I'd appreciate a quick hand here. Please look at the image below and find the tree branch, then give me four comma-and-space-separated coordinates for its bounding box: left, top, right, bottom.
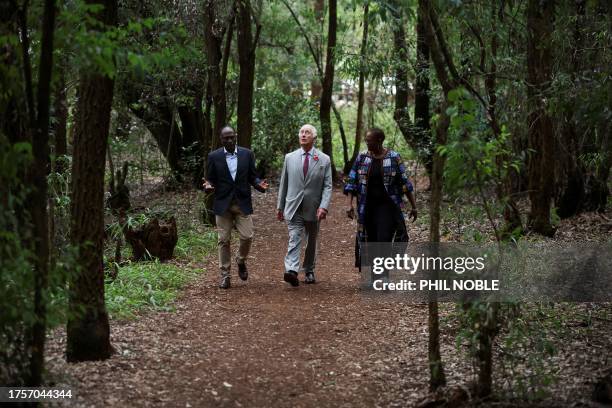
280, 0, 323, 78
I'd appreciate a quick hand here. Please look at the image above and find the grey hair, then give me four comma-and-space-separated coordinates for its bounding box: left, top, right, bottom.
299, 124, 317, 139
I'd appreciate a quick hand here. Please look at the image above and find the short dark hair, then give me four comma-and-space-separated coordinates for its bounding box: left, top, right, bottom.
367, 127, 385, 142
220, 125, 235, 136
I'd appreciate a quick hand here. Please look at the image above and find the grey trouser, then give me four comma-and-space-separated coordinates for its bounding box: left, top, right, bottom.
215, 203, 254, 278
284, 210, 319, 274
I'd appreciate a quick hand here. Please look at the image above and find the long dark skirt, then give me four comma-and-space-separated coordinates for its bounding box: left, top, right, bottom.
355, 200, 408, 268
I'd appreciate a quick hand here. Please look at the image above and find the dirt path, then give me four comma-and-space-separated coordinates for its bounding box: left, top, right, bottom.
47, 187, 436, 407
45, 186, 610, 407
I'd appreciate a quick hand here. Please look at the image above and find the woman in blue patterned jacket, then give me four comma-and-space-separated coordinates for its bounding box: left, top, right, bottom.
344, 127, 418, 267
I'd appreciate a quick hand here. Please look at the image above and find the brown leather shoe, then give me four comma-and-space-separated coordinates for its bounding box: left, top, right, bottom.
283, 271, 299, 287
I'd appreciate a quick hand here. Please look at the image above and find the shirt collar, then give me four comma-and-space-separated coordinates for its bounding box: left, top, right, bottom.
224, 146, 238, 156
301, 146, 314, 156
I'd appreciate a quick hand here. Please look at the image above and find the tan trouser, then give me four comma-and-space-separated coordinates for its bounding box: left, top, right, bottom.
215, 203, 254, 278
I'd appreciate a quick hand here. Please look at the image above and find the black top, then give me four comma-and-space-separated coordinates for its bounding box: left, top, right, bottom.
206, 147, 265, 216
366, 158, 393, 205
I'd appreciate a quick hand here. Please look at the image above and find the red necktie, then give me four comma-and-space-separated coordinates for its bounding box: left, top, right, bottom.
303, 152, 309, 177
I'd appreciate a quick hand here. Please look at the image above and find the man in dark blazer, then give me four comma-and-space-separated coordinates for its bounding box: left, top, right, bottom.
203, 126, 268, 289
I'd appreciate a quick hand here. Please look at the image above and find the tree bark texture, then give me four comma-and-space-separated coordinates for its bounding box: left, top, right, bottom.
344, 1, 369, 175
415, 5, 433, 176
237, 0, 260, 149
526, 0, 556, 237
203, 0, 228, 144
67, 0, 117, 362
319, 0, 337, 178
419, 0, 452, 390
26, 0, 57, 385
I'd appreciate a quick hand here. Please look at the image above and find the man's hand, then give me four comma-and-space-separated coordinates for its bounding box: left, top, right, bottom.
409, 208, 418, 222
202, 179, 215, 193
258, 179, 269, 191
276, 209, 284, 221
317, 208, 328, 221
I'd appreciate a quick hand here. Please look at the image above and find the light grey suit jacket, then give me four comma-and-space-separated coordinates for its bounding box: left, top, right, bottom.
277, 147, 333, 222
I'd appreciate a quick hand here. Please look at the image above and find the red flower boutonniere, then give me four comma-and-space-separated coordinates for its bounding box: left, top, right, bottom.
313, 155, 319, 162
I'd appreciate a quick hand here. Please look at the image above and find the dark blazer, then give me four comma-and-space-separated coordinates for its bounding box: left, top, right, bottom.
207, 147, 264, 216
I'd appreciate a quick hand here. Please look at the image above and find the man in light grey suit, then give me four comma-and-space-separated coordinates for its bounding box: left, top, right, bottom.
277, 124, 333, 286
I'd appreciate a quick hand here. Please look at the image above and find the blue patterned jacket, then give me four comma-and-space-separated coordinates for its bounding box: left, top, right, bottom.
343, 150, 414, 238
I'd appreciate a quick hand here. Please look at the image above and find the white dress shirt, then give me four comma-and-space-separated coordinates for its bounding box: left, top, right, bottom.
224, 146, 238, 181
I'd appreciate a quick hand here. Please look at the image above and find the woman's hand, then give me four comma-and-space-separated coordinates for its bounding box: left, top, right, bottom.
346, 206, 355, 220
409, 208, 418, 222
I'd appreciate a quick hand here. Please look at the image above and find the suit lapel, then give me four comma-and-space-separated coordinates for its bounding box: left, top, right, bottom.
236, 148, 247, 179
293, 150, 305, 184
304, 148, 321, 184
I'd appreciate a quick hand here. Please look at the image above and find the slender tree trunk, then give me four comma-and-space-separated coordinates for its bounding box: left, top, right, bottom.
526, 0, 556, 237
475, 302, 499, 397
53, 67, 68, 173
486, 3, 522, 235
237, 0, 260, 149
178, 92, 206, 184
26, 0, 57, 386
390, 1, 414, 148
415, 6, 433, 176
310, 0, 324, 100
419, 0, 452, 390
391, 0, 433, 175
427, 106, 449, 391
203, 0, 229, 142
319, 0, 337, 178
557, 0, 586, 218
66, 0, 117, 362
335, 105, 349, 170
344, 1, 369, 175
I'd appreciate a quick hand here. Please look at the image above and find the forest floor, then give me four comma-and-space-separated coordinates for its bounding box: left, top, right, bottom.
45, 180, 612, 407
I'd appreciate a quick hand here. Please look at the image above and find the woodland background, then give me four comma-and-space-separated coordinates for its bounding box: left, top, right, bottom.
1, 0, 610, 405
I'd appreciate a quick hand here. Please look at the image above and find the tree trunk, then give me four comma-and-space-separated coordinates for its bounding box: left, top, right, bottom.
487, 3, 522, 235
390, 1, 414, 149
344, 1, 369, 175
427, 106, 449, 391
319, 0, 337, 179
26, 0, 57, 386
130, 98, 184, 177
557, 0, 586, 218
476, 303, 499, 397
415, 6, 433, 176
419, 0, 453, 390
237, 0, 260, 149
526, 0, 556, 237
583, 124, 610, 212
66, 0, 117, 362
177, 91, 205, 184
53, 66, 68, 174
203, 0, 229, 142
310, 0, 324, 100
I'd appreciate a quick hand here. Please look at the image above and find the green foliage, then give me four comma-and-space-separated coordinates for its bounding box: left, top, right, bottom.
252, 87, 319, 171
454, 302, 559, 400
0, 137, 76, 384
496, 304, 561, 400
437, 88, 522, 240
0, 136, 35, 384
56, 0, 200, 81
105, 260, 191, 319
